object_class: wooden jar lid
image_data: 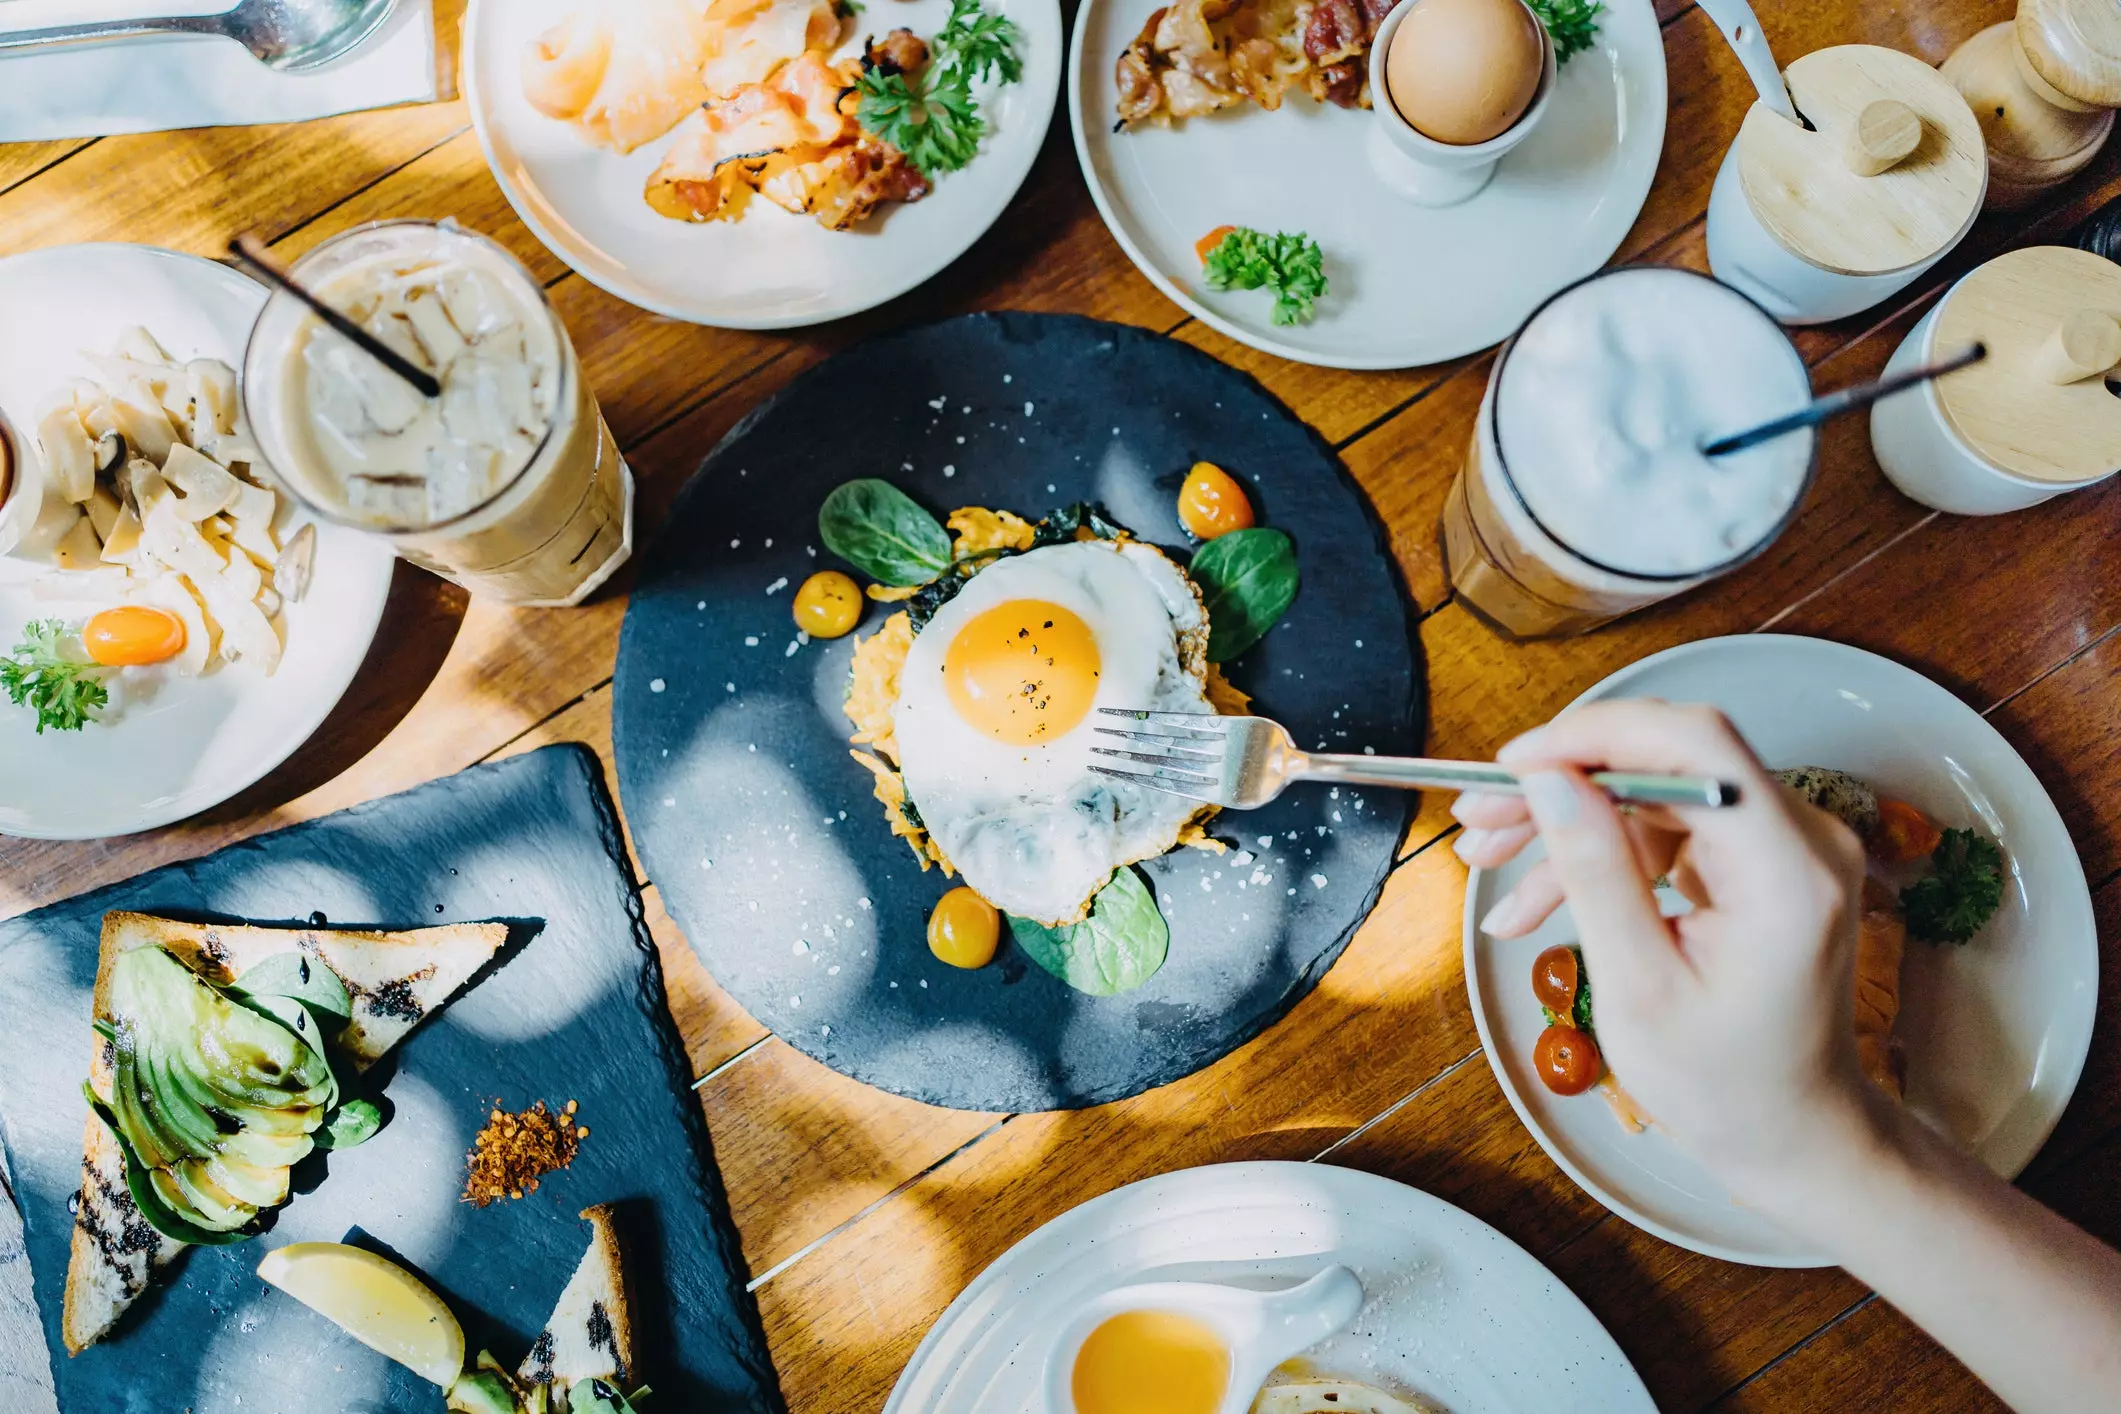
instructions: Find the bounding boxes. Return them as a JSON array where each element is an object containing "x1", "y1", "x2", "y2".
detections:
[
  {"x1": 2018, "y1": 0, "x2": 2121, "y2": 109},
  {"x1": 1936, "y1": 246, "x2": 2121, "y2": 484},
  {"x1": 1738, "y1": 45, "x2": 1987, "y2": 277}
]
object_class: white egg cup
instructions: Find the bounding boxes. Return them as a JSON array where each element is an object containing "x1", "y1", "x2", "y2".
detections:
[
  {"x1": 1367, "y1": 0, "x2": 1558, "y2": 208},
  {"x1": 1042, "y1": 1267, "x2": 1366, "y2": 1414}
]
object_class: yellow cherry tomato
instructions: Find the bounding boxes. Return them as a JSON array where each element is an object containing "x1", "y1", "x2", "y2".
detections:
[
  {"x1": 793, "y1": 570, "x2": 863, "y2": 639},
  {"x1": 82, "y1": 605, "x2": 187, "y2": 667},
  {"x1": 1177, "y1": 461, "x2": 1255, "y2": 541},
  {"x1": 927, "y1": 886, "x2": 1001, "y2": 969}
]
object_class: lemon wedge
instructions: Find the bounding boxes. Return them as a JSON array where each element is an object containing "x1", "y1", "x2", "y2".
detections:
[{"x1": 257, "y1": 1242, "x2": 465, "y2": 1388}]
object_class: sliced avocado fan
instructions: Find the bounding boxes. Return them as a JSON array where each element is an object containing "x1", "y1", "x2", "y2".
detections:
[{"x1": 90, "y1": 945, "x2": 382, "y2": 1245}]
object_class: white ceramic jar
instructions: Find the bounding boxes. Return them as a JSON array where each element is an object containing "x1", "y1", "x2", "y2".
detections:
[
  {"x1": 1706, "y1": 44, "x2": 1987, "y2": 326},
  {"x1": 1871, "y1": 246, "x2": 2121, "y2": 514}
]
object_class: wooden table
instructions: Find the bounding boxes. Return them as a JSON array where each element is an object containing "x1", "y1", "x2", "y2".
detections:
[{"x1": 3, "y1": 0, "x2": 2118, "y2": 1408}]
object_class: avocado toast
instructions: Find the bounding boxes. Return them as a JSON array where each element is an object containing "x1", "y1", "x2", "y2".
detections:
[{"x1": 63, "y1": 911, "x2": 506, "y2": 1354}]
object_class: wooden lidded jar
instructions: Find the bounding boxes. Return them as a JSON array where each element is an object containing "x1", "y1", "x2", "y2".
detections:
[
  {"x1": 1943, "y1": 0, "x2": 2121, "y2": 211},
  {"x1": 1871, "y1": 245, "x2": 2121, "y2": 514},
  {"x1": 1707, "y1": 45, "x2": 1988, "y2": 325}
]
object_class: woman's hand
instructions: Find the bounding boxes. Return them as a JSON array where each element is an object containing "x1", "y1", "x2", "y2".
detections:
[{"x1": 1455, "y1": 700, "x2": 1885, "y2": 1200}]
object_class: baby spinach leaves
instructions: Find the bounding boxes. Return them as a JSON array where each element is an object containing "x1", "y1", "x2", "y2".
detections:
[
  {"x1": 1008, "y1": 868, "x2": 1169, "y2": 996},
  {"x1": 819, "y1": 479, "x2": 953, "y2": 586},
  {"x1": 1189, "y1": 527, "x2": 1299, "y2": 662}
]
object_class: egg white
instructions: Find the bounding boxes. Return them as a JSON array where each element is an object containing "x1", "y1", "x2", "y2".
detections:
[{"x1": 892, "y1": 540, "x2": 1214, "y2": 925}]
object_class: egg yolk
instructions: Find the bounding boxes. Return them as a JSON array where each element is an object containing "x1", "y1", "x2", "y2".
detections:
[
  {"x1": 793, "y1": 570, "x2": 862, "y2": 639},
  {"x1": 927, "y1": 886, "x2": 1000, "y2": 969},
  {"x1": 1177, "y1": 461, "x2": 1254, "y2": 540},
  {"x1": 83, "y1": 606, "x2": 186, "y2": 667},
  {"x1": 942, "y1": 600, "x2": 1100, "y2": 746}
]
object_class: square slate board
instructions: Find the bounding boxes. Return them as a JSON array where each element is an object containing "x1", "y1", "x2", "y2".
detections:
[{"x1": 0, "y1": 745, "x2": 783, "y2": 1414}]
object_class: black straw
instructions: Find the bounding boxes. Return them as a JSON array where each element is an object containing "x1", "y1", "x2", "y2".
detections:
[
  {"x1": 228, "y1": 234, "x2": 442, "y2": 400},
  {"x1": 1702, "y1": 343, "x2": 1987, "y2": 457}
]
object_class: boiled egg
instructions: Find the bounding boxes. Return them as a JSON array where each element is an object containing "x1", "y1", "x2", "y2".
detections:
[
  {"x1": 891, "y1": 540, "x2": 1214, "y2": 925},
  {"x1": 1385, "y1": 0, "x2": 1544, "y2": 146},
  {"x1": 83, "y1": 605, "x2": 188, "y2": 667}
]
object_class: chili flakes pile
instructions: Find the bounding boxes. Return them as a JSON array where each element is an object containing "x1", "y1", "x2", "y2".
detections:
[{"x1": 461, "y1": 1099, "x2": 591, "y2": 1206}]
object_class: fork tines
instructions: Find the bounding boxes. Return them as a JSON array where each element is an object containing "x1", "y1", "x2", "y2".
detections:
[{"x1": 1088, "y1": 710, "x2": 1228, "y2": 802}]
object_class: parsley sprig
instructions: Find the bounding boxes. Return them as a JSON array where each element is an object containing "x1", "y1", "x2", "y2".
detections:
[
  {"x1": 1201, "y1": 228, "x2": 1329, "y2": 326},
  {"x1": 1901, "y1": 828, "x2": 2005, "y2": 945},
  {"x1": 2, "y1": 619, "x2": 109, "y2": 734},
  {"x1": 856, "y1": 0, "x2": 1023, "y2": 177},
  {"x1": 1526, "y1": 0, "x2": 1605, "y2": 64}
]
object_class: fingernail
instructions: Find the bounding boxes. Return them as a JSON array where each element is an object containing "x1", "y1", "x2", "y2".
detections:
[
  {"x1": 1453, "y1": 828, "x2": 1492, "y2": 862},
  {"x1": 1450, "y1": 793, "x2": 1486, "y2": 824},
  {"x1": 1519, "y1": 770, "x2": 1579, "y2": 827},
  {"x1": 1481, "y1": 891, "x2": 1535, "y2": 937},
  {"x1": 1496, "y1": 727, "x2": 1549, "y2": 764}
]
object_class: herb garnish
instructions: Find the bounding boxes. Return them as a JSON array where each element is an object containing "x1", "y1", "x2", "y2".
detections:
[
  {"x1": 1901, "y1": 828, "x2": 2005, "y2": 945},
  {"x1": 1189, "y1": 527, "x2": 1300, "y2": 661},
  {"x1": 1526, "y1": 0, "x2": 1605, "y2": 64},
  {"x1": 1200, "y1": 228, "x2": 1328, "y2": 326},
  {"x1": 857, "y1": 0, "x2": 1023, "y2": 177},
  {"x1": 2, "y1": 618, "x2": 109, "y2": 733},
  {"x1": 1008, "y1": 868, "x2": 1170, "y2": 995},
  {"x1": 819, "y1": 479, "x2": 955, "y2": 585}
]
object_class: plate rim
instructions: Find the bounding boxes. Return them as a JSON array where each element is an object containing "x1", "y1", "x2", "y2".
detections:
[
  {"x1": 0, "y1": 241, "x2": 397, "y2": 842},
  {"x1": 1065, "y1": 0, "x2": 1669, "y2": 370},
  {"x1": 883, "y1": 1158, "x2": 1656, "y2": 1413},
  {"x1": 460, "y1": 0, "x2": 1065, "y2": 331},
  {"x1": 1460, "y1": 632, "x2": 2101, "y2": 1268}
]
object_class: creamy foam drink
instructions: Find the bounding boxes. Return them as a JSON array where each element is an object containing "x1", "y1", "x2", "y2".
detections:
[
  {"x1": 1442, "y1": 266, "x2": 1816, "y2": 637},
  {"x1": 245, "y1": 221, "x2": 631, "y2": 606}
]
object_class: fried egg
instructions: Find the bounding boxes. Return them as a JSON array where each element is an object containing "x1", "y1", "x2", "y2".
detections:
[{"x1": 892, "y1": 540, "x2": 1215, "y2": 925}]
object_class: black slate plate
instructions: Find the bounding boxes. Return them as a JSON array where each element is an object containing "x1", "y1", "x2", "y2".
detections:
[
  {"x1": 614, "y1": 313, "x2": 1424, "y2": 1112},
  {"x1": 0, "y1": 746, "x2": 782, "y2": 1414}
]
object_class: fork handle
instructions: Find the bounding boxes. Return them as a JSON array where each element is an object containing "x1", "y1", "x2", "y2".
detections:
[{"x1": 1298, "y1": 754, "x2": 1740, "y2": 808}]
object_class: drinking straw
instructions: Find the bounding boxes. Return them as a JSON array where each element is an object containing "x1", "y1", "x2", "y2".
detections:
[{"x1": 1702, "y1": 344, "x2": 1987, "y2": 457}]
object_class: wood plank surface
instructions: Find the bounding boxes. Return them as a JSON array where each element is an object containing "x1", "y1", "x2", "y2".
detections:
[{"x1": 2, "y1": 0, "x2": 2118, "y2": 1409}]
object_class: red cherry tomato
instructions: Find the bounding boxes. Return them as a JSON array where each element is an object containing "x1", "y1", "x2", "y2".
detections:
[
  {"x1": 1533, "y1": 1024, "x2": 1602, "y2": 1096},
  {"x1": 1531, "y1": 944, "x2": 1580, "y2": 1015}
]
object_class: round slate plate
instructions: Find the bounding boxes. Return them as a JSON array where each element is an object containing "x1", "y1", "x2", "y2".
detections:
[{"x1": 614, "y1": 313, "x2": 1422, "y2": 1111}]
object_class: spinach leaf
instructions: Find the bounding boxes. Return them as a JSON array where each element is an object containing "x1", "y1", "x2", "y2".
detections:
[
  {"x1": 1189, "y1": 527, "x2": 1299, "y2": 661},
  {"x1": 1033, "y1": 501, "x2": 1130, "y2": 547},
  {"x1": 1007, "y1": 868, "x2": 1169, "y2": 996},
  {"x1": 314, "y1": 1097, "x2": 384, "y2": 1150},
  {"x1": 818, "y1": 479, "x2": 953, "y2": 586}
]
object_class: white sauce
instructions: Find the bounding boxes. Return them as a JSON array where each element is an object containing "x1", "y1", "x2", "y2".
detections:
[{"x1": 1493, "y1": 267, "x2": 1814, "y2": 578}]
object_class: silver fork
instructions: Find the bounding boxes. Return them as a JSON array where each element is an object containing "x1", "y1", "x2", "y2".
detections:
[{"x1": 1090, "y1": 711, "x2": 1741, "y2": 810}]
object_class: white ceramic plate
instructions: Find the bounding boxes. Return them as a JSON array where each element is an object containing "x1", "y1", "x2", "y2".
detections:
[
  {"x1": 1069, "y1": 0, "x2": 1667, "y2": 369},
  {"x1": 462, "y1": 0, "x2": 1062, "y2": 329},
  {"x1": 885, "y1": 1160, "x2": 1654, "y2": 1413},
  {"x1": 0, "y1": 245, "x2": 395, "y2": 842},
  {"x1": 1464, "y1": 634, "x2": 2100, "y2": 1267}
]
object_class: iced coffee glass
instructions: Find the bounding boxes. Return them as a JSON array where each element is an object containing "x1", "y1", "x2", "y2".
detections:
[
  {"x1": 1441, "y1": 266, "x2": 1818, "y2": 639},
  {"x1": 243, "y1": 220, "x2": 631, "y2": 607}
]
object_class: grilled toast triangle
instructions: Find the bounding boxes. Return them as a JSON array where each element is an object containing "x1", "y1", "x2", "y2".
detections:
[
  {"x1": 519, "y1": 1204, "x2": 636, "y2": 1400},
  {"x1": 61, "y1": 912, "x2": 506, "y2": 1355}
]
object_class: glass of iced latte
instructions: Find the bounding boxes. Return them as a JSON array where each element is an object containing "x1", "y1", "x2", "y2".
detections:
[
  {"x1": 1440, "y1": 266, "x2": 1818, "y2": 639},
  {"x1": 243, "y1": 220, "x2": 631, "y2": 607}
]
